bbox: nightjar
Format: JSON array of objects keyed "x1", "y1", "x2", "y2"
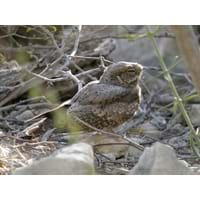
[{"x1": 67, "y1": 61, "x2": 143, "y2": 130}]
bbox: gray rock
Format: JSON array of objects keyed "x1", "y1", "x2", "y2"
[
  {"x1": 167, "y1": 132, "x2": 189, "y2": 149},
  {"x1": 13, "y1": 143, "x2": 95, "y2": 175},
  {"x1": 17, "y1": 110, "x2": 35, "y2": 121},
  {"x1": 109, "y1": 27, "x2": 184, "y2": 70},
  {"x1": 110, "y1": 38, "x2": 158, "y2": 66},
  {"x1": 129, "y1": 142, "x2": 194, "y2": 175}
]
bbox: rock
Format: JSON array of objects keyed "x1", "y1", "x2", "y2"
[
  {"x1": 166, "y1": 132, "x2": 189, "y2": 149},
  {"x1": 190, "y1": 164, "x2": 200, "y2": 174},
  {"x1": 129, "y1": 142, "x2": 194, "y2": 175},
  {"x1": 110, "y1": 37, "x2": 158, "y2": 66},
  {"x1": 13, "y1": 143, "x2": 95, "y2": 175},
  {"x1": 109, "y1": 26, "x2": 185, "y2": 71},
  {"x1": 188, "y1": 104, "x2": 200, "y2": 126},
  {"x1": 17, "y1": 110, "x2": 35, "y2": 121}
]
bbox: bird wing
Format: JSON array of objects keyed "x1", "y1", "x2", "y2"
[{"x1": 71, "y1": 83, "x2": 132, "y2": 105}]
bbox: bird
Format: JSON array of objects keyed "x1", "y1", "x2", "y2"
[
  {"x1": 67, "y1": 61, "x2": 143, "y2": 131},
  {"x1": 27, "y1": 62, "x2": 143, "y2": 132}
]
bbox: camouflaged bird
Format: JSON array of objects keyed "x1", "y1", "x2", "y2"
[{"x1": 67, "y1": 61, "x2": 143, "y2": 130}]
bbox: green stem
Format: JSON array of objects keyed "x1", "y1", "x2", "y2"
[{"x1": 146, "y1": 27, "x2": 200, "y2": 156}]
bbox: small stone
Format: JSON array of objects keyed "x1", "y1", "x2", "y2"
[
  {"x1": 167, "y1": 132, "x2": 189, "y2": 149},
  {"x1": 129, "y1": 142, "x2": 195, "y2": 175},
  {"x1": 17, "y1": 110, "x2": 34, "y2": 121},
  {"x1": 13, "y1": 143, "x2": 95, "y2": 175}
]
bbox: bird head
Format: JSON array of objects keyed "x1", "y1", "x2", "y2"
[{"x1": 100, "y1": 62, "x2": 143, "y2": 88}]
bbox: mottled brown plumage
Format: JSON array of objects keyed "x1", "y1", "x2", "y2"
[{"x1": 67, "y1": 61, "x2": 143, "y2": 130}]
